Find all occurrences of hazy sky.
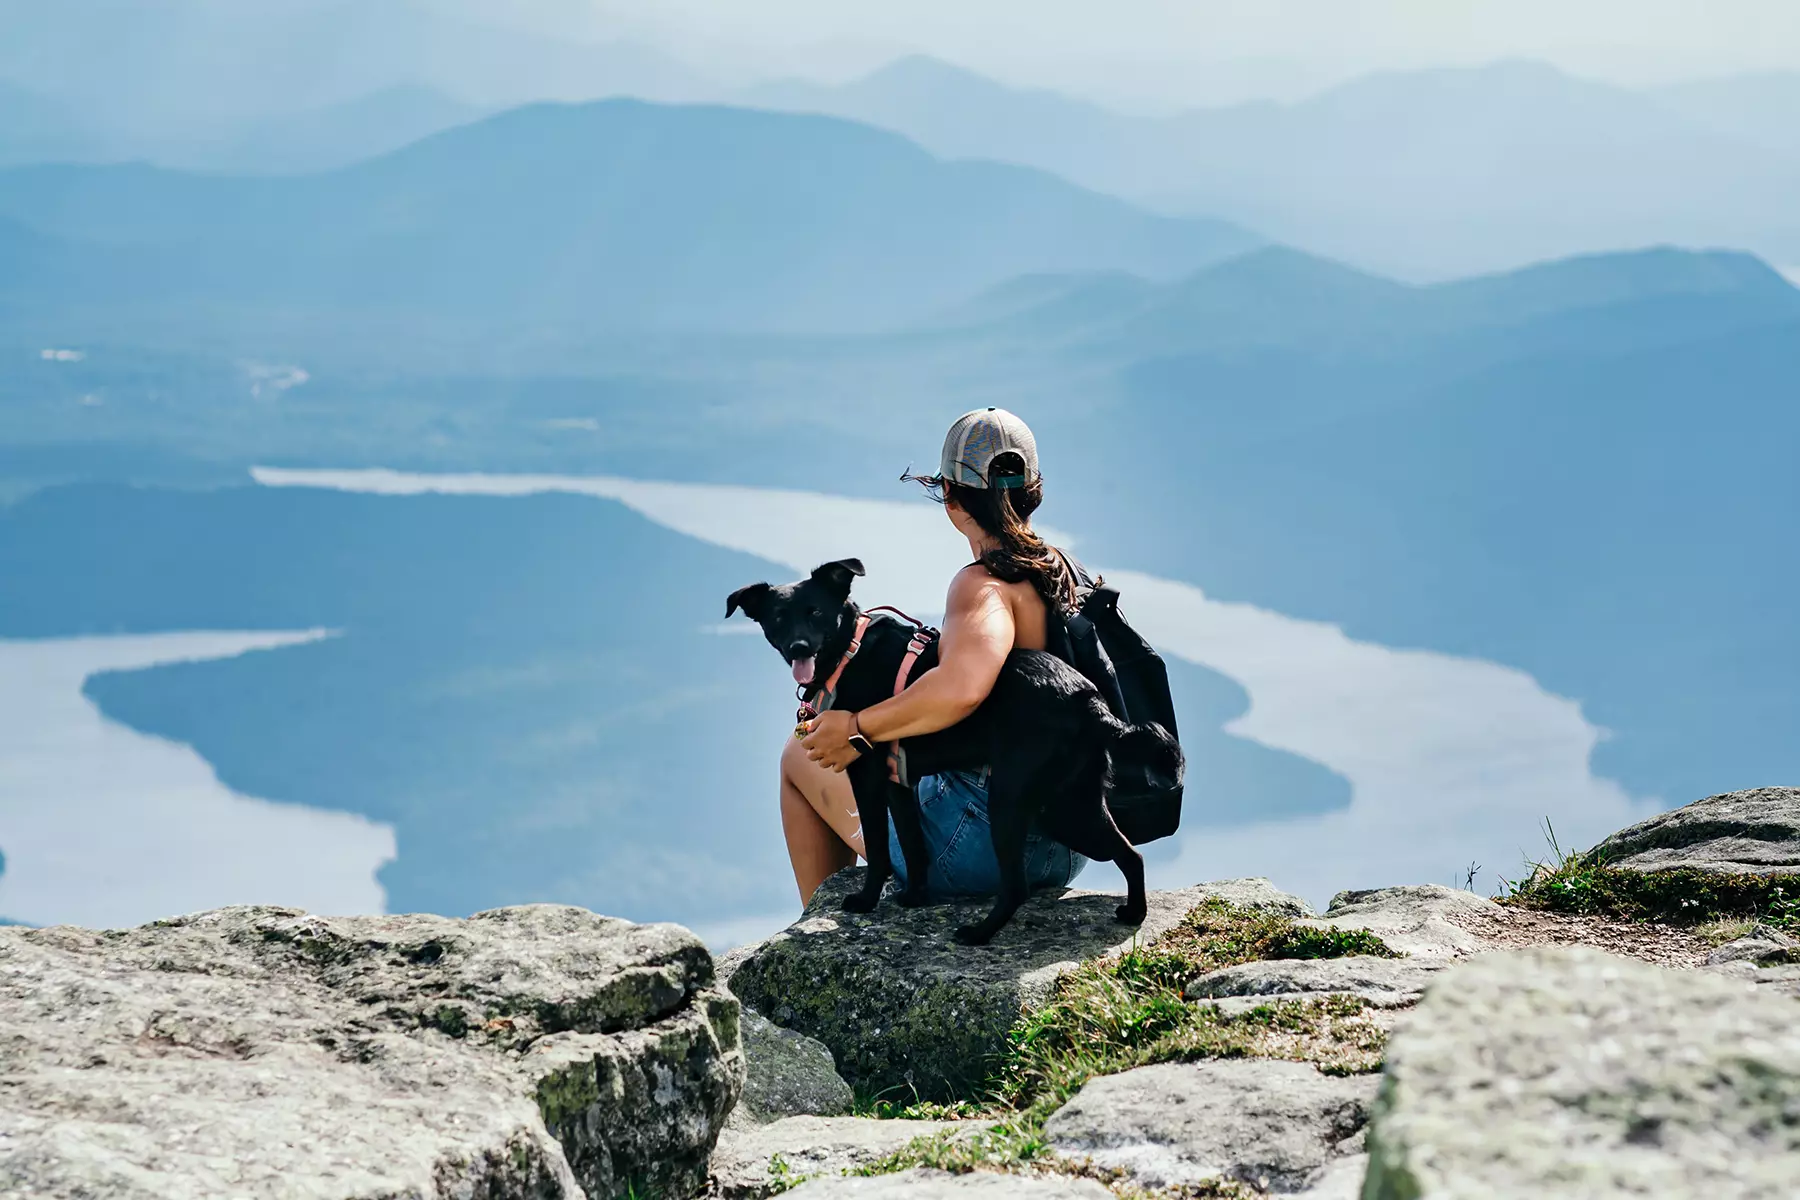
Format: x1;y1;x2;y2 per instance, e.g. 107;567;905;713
514;0;1800;106
4;0;1797;120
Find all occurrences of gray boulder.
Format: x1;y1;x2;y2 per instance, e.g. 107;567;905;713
708;1116;968;1198
1302;885;1500;959
1364;945;1800;1198
1591;786;1800;874
1706;922;1800;967
1183;955;1444;1007
1707;959;1800;999
1292;1154;1368;1199
785;1170;1111;1200
729;869;1307;1099
0;904;743;1200
1043;1060;1377;1192
734;1009;855;1126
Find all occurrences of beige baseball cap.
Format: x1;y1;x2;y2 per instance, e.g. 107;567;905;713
939;407;1040;489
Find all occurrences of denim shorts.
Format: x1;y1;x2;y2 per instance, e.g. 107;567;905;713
884;768;1088;899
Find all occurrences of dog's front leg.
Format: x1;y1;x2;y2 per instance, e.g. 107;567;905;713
840;755;891;914
887;778;933;907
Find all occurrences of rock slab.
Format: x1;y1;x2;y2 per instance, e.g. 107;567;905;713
708;1115;968;1199
1183;955;1443;1006
785;1170;1111;1200
1365;945;1800;1199
730;870;1309;1100
734;1009;855;1125
1303;885;1499;959
1044;1059;1377;1192
0;904;743;1200
1706;922;1800;967
1591;785;1800;874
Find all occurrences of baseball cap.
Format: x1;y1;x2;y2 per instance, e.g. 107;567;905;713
939;407;1040;489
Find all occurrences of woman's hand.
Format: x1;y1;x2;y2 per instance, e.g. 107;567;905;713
802;710;864;773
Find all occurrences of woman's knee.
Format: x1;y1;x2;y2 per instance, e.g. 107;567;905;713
780;732;812;783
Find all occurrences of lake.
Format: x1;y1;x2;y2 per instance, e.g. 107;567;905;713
0;467;1661;942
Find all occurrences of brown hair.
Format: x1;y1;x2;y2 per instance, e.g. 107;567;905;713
905;451;1076;612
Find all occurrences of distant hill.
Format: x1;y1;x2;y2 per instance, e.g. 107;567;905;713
744;57;1800;280
940;245;1800;357
197;87;490;175
0;83;105;166
0;99;1260;335
1651;72;1800;157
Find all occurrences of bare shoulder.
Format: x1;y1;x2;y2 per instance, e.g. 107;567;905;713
946;562;1007;610
947;562;1039;613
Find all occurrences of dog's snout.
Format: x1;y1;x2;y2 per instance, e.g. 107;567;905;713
786;641;814;660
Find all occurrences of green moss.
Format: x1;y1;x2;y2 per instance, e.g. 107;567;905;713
430;1004;469;1038
533;1058;601;1133
855;899;1392;1184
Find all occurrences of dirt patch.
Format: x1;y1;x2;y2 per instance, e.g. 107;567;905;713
1451;905;1712;970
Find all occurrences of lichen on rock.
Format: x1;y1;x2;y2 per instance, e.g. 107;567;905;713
0;903;743;1200
1363;944;1800;1198
727;869;1309;1101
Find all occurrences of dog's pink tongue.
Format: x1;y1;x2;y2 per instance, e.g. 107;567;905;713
791;656;816;685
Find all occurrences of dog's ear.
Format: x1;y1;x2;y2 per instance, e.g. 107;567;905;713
809;558;866;597
725;582;772;620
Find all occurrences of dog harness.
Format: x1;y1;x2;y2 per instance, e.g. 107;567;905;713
795;609;940;786
796;608;939;721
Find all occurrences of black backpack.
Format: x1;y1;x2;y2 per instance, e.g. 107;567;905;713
1048;555;1185;845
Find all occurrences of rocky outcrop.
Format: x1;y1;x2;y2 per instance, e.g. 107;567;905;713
728;869;1311;1099
733;1009;855;1126
1706;922;1800;967
1591;786;1800;874
786;1172;1111;1200
1363;945;1800;1198
1044;1060;1376;1193
0;904;742;1200
1300;885;1500;959
708;1116;969;1199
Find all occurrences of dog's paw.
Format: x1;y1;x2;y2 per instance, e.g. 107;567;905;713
952;923;996;946
840;890;881;915
895;888;933;909
1115;901;1148;925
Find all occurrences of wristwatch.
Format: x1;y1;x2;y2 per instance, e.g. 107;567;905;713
847;713;876;757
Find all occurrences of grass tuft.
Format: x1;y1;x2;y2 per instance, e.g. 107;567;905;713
853;898;1393;1187
1501;821;1800;929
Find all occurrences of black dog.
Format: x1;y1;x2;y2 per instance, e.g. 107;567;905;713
727;558;1179;945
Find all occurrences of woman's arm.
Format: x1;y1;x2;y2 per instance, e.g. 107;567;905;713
802;566;1013;770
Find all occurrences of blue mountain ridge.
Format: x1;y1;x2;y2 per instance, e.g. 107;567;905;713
0;99;1260;335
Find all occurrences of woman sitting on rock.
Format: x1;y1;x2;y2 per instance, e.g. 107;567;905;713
780;407;1088;904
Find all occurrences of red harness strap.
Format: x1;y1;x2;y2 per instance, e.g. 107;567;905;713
894;628;934;696
796;614;870;723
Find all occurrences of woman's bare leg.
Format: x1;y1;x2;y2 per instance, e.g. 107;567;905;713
780;735;867;904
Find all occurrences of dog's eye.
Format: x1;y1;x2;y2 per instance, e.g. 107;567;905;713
808;607;823;619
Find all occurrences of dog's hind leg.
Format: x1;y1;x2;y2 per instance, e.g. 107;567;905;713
1047;756;1148;926
840;756;893;914
1058;802;1144;935
887;779;934;907
953;775;1031;946
1093;811;1148;926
